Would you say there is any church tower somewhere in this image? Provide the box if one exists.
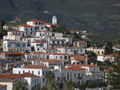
[52,16,57,24]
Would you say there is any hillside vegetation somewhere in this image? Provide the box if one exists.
[0,0,120,40]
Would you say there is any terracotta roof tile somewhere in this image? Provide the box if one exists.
[50,53,68,55]
[72,54,86,61]
[37,30,49,32]
[65,66,85,70]
[24,65,48,69]
[32,40,47,43]
[32,52,47,54]
[1,51,24,55]
[17,25,33,27]
[99,53,118,57]
[27,19,44,23]
[0,74,22,79]
[43,59,61,63]
[0,85,6,88]
[66,64,99,68]
[74,41,87,43]
[9,30,24,32]
[22,73,39,77]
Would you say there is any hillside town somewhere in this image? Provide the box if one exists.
[0,16,119,90]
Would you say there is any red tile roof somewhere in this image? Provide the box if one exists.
[58,47,84,49]
[74,41,87,44]
[9,30,24,32]
[0,41,3,45]
[45,23,58,26]
[27,19,44,23]
[17,25,33,27]
[69,30,81,33]
[65,66,85,70]
[66,64,99,68]
[0,85,6,89]
[37,30,49,32]
[99,53,118,57]
[0,74,22,79]
[24,65,48,69]
[32,52,47,54]
[30,58,43,61]
[22,73,39,77]
[50,53,68,55]
[0,57,5,60]
[43,59,61,63]
[1,51,24,55]
[72,54,86,61]
[32,40,47,43]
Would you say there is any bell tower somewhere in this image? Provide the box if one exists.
[52,16,57,24]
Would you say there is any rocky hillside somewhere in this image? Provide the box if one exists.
[0,0,120,40]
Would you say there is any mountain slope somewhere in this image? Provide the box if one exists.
[0,0,120,40]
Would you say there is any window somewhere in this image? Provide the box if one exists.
[32,71,34,74]
[38,71,40,75]
[64,56,67,59]
[22,44,26,47]
[74,73,76,78]
[37,48,39,51]
[41,27,44,29]
[43,71,44,75]
[43,78,45,82]
[60,56,62,59]
[19,71,20,74]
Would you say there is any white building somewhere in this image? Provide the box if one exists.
[63,66,86,84]
[57,47,85,54]
[0,80,15,90]
[21,73,41,90]
[0,84,6,90]
[3,30,26,40]
[31,52,48,59]
[42,59,62,68]
[3,40,30,52]
[73,41,87,48]
[17,25,36,36]
[49,53,70,64]
[27,19,46,30]
[13,65,51,87]
[31,40,48,52]
[97,54,117,62]
[86,48,105,55]
[65,64,103,81]
[71,54,88,64]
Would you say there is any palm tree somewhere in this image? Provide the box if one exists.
[45,71,58,90]
[14,81,28,90]
[64,80,74,90]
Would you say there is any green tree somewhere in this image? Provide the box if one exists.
[53,26,67,33]
[80,82,87,90]
[107,60,120,89]
[86,81,97,88]
[40,87,47,90]
[86,51,97,64]
[0,20,5,30]
[104,42,113,54]
[0,20,7,39]
[45,71,58,90]
[15,81,28,90]
[64,80,74,90]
